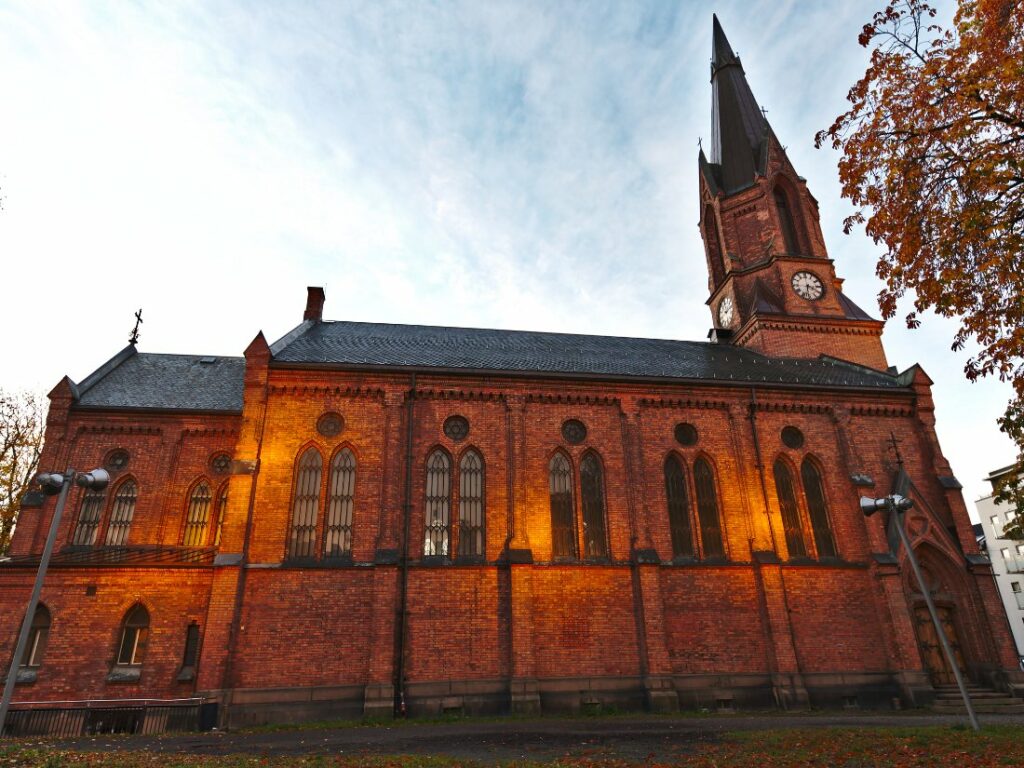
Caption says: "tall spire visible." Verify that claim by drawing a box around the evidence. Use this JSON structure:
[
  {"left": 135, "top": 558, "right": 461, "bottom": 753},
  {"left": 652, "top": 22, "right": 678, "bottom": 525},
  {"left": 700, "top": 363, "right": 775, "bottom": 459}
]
[{"left": 708, "top": 15, "right": 769, "bottom": 194}]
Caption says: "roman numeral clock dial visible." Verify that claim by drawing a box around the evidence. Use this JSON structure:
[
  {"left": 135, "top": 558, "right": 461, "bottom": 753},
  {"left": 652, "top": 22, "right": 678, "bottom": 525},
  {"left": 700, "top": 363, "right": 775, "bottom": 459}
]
[
  {"left": 791, "top": 271, "right": 823, "bottom": 300},
  {"left": 718, "top": 296, "right": 734, "bottom": 327}
]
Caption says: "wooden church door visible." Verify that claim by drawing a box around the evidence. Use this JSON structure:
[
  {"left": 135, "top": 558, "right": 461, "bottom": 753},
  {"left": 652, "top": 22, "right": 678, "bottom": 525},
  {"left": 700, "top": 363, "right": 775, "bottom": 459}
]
[{"left": 913, "top": 604, "right": 967, "bottom": 686}]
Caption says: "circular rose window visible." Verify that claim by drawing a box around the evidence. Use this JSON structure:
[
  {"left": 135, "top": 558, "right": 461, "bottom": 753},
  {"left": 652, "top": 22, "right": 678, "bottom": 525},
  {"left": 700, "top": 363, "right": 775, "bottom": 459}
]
[
  {"left": 210, "top": 453, "right": 231, "bottom": 474},
  {"left": 781, "top": 426, "right": 805, "bottom": 449},
  {"left": 104, "top": 449, "right": 130, "bottom": 472},
  {"left": 317, "top": 412, "right": 345, "bottom": 438},
  {"left": 561, "top": 419, "right": 587, "bottom": 445},
  {"left": 674, "top": 423, "right": 698, "bottom": 447},
  {"left": 443, "top": 415, "right": 470, "bottom": 442}
]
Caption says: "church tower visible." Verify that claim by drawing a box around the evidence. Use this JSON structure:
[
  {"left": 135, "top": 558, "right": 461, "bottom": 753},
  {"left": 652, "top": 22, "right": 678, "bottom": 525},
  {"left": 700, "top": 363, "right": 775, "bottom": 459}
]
[{"left": 698, "top": 16, "right": 888, "bottom": 371}]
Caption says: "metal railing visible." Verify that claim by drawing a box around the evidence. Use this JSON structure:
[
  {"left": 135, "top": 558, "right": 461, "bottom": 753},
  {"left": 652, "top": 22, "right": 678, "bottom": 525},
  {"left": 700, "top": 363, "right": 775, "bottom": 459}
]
[{"left": 2, "top": 697, "right": 204, "bottom": 737}]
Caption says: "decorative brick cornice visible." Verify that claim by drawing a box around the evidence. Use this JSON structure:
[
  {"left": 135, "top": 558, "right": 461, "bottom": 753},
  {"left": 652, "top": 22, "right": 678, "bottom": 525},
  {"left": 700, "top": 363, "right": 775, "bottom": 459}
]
[
  {"left": 410, "top": 389, "right": 504, "bottom": 402},
  {"left": 267, "top": 385, "right": 385, "bottom": 400},
  {"left": 525, "top": 393, "right": 621, "bottom": 406},
  {"left": 76, "top": 425, "right": 162, "bottom": 436},
  {"left": 636, "top": 397, "right": 730, "bottom": 410}
]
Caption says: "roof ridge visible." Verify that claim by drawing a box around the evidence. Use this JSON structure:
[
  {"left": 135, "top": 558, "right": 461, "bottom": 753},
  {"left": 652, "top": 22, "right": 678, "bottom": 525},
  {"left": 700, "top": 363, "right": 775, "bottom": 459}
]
[
  {"left": 316, "top": 318, "right": 719, "bottom": 347},
  {"left": 76, "top": 344, "right": 138, "bottom": 398}
]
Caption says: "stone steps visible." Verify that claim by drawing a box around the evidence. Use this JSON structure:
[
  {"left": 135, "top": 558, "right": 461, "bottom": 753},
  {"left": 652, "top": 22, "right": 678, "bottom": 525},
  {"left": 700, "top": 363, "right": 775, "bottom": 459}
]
[{"left": 931, "top": 686, "right": 1024, "bottom": 714}]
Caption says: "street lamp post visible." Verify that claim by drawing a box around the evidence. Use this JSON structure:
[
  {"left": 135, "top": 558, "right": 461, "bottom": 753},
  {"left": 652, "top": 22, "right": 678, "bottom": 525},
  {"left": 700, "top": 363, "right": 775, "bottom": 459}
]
[
  {"left": 860, "top": 493, "right": 980, "bottom": 731},
  {"left": 0, "top": 468, "right": 109, "bottom": 737}
]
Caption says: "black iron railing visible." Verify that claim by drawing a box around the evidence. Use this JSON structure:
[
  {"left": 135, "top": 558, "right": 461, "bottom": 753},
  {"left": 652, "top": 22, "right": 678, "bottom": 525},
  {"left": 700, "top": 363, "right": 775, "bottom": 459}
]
[{"left": 2, "top": 698, "right": 205, "bottom": 737}]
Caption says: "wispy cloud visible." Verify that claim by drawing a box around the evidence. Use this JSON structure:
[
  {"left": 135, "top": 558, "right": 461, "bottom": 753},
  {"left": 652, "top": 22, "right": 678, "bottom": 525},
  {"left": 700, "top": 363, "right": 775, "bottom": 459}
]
[{"left": 0, "top": 0, "right": 1009, "bottom": 505}]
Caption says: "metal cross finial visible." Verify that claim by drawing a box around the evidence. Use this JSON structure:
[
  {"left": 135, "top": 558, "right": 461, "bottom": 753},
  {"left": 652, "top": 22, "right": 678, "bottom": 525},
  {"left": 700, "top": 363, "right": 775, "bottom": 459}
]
[
  {"left": 887, "top": 431, "right": 904, "bottom": 468},
  {"left": 697, "top": 137, "right": 703, "bottom": 150},
  {"left": 129, "top": 308, "right": 143, "bottom": 346},
  {"left": 760, "top": 105, "right": 769, "bottom": 118}
]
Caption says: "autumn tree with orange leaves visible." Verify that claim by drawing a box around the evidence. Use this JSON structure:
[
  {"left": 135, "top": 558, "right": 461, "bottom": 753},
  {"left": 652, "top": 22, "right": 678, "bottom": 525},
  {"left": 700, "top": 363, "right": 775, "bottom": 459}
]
[{"left": 817, "top": 0, "right": 1024, "bottom": 528}]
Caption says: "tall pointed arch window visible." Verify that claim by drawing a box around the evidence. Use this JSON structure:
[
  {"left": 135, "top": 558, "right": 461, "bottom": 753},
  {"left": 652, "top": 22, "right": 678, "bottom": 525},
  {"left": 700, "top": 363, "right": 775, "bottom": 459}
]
[
  {"left": 580, "top": 452, "right": 609, "bottom": 558},
  {"left": 801, "top": 458, "right": 836, "bottom": 558},
  {"left": 183, "top": 482, "right": 213, "bottom": 547},
  {"left": 703, "top": 205, "right": 726, "bottom": 287},
  {"left": 325, "top": 448, "right": 356, "bottom": 558},
  {"left": 287, "top": 448, "right": 322, "bottom": 559},
  {"left": 424, "top": 449, "right": 451, "bottom": 556},
  {"left": 117, "top": 604, "right": 150, "bottom": 666},
  {"left": 664, "top": 455, "right": 694, "bottom": 558},
  {"left": 458, "top": 450, "right": 485, "bottom": 558},
  {"left": 773, "top": 460, "right": 806, "bottom": 558},
  {"left": 72, "top": 487, "right": 105, "bottom": 546},
  {"left": 693, "top": 458, "right": 725, "bottom": 558},
  {"left": 104, "top": 480, "right": 137, "bottom": 546},
  {"left": 549, "top": 453, "right": 576, "bottom": 559},
  {"left": 774, "top": 187, "right": 801, "bottom": 255},
  {"left": 20, "top": 604, "right": 50, "bottom": 668}
]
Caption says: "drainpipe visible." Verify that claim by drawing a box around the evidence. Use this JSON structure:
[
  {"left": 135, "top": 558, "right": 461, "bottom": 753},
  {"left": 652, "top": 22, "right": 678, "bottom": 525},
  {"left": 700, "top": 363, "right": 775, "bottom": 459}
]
[
  {"left": 394, "top": 373, "right": 417, "bottom": 716},
  {"left": 219, "top": 378, "right": 269, "bottom": 724}
]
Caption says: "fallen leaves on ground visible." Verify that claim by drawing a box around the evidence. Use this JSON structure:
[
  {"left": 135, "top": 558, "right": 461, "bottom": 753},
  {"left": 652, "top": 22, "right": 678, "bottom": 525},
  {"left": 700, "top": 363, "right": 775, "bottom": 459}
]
[{"left": 2, "top": 725, "right": 1023, "bottom": 767}]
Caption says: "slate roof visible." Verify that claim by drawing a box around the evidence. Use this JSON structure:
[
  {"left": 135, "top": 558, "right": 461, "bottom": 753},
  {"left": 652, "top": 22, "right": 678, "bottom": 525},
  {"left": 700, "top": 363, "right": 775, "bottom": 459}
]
[
  {"left": 706, "top": 15, "right": 770, "bottom": 194},
  {"left": 272, "top": 320, "right": 901, "bottom": 389},
  {"left": 76, "top": 350, "right": 245, "bottom": 412}
]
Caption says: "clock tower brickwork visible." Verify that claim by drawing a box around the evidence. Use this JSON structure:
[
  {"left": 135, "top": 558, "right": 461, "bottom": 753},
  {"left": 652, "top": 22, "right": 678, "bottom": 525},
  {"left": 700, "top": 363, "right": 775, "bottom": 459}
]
[{"left": 699, "top": 17, "right": 888, "bottom": 371}]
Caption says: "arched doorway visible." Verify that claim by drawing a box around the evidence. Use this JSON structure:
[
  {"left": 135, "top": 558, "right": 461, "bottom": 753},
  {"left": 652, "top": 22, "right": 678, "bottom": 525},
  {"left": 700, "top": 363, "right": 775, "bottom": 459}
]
[{"left": 905, "top": 547, "right": 972, "bottom": 686}]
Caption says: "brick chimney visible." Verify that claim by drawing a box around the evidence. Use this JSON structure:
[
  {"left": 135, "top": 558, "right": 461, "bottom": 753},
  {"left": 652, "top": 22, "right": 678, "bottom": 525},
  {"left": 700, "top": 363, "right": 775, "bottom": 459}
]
[{"left": 304, "top": 286, "right": 326, "bottom": 322}]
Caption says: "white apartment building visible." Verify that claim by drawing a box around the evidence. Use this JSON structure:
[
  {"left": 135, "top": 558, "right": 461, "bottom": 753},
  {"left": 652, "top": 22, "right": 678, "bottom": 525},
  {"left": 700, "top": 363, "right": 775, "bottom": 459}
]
[{"left": 976, "top": 464, "right": 1024, "bottom": 664}]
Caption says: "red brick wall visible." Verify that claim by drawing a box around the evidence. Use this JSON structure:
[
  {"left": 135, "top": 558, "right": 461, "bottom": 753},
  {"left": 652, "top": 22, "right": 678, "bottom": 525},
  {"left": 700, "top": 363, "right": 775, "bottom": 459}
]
[
  {"left": 661, "top": 568, "right": 768, "bottom": 674},
  {"left": 2, "top": 362, "right": 1018, "bottom": 712},
  {"left": 0, "top": 568, "right": 213, "bottom": 703}
]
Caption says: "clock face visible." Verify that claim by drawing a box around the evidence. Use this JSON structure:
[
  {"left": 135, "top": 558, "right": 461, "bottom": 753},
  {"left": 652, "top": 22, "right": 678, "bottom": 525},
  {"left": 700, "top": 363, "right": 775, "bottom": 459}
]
[
  {"left": 791, "top": 271, "right": 824, "bottom": 300},
  {"left": 718, "top": 296, "right": 734, "bottom": 327}
]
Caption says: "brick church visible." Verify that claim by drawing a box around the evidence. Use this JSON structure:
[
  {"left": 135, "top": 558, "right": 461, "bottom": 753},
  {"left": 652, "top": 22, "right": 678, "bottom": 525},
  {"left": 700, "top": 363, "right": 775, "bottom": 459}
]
[{"left": 3, "top": 18, "right": 1020, "bottom": 727}]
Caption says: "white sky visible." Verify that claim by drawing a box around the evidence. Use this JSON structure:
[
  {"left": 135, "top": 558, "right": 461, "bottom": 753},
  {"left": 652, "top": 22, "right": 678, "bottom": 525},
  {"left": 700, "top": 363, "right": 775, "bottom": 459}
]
[{"left": 0, "top": 0, "right": 1013, "bottom": 513}]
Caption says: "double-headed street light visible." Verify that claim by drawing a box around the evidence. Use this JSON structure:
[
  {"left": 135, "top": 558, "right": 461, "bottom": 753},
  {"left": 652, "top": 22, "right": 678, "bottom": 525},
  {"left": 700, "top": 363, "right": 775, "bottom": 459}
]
[
  {"left": 860, "top": 492, "right": 980, "bottom": 731},
  {"left": 0, "top": 468, "right": 109, "bottom": 736}
]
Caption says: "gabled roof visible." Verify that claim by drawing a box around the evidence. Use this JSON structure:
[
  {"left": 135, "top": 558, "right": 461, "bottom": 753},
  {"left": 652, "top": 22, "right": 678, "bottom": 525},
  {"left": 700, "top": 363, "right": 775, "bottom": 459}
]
[
  {"left": 76, "top": 348, "right": 245, "bottom": 412},
  {"left": 272, "top": 319, "right": 901, "bottom": 389}
]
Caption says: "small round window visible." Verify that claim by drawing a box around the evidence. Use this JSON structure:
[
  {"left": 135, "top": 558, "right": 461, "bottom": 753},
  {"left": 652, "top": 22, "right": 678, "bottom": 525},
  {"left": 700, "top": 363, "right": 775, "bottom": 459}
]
[
  {"left": 443, "top": 415, "right": 470, "bottom": 442},
  {"left": 561, "top": 419, "right": 587, "bottom": 445},
  {"left": 317, "top": 412, "right": 345, "bottom": 438},
  {"left": 210, "top": 453, "right": 231, "bottom": 474},
  {"left": 674, "top": 423, "right": 698, "bottom": 447},
  {"left": 781, "top": 426, "right": 805, "bottom": 449},
  {"left": 104, "top": 449, "right": 130, "bottom": 472}
]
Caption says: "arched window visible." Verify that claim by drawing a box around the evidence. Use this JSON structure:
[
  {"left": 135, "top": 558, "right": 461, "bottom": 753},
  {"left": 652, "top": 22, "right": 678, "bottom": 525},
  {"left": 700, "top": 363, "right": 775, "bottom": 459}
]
[
  {"left": 72, "top": 487, "right": 105, "bottom": 546},
  {"left": 458, "top": 450, "right": 485, "bottom": 558},
  {"left": 774, "top": 187, "right": 801, "bottom": 255},
  {"left": 664, "top": 455, "right": 694, "bottom": 558},
  {"left": 773, "top": 460, "right": 806, "bottom": 558},
  {"left": 580, "top": 452, "right": 609, "bottom": 558},
  {"left": 325, "top": 448, "right": 356, "bottom": 558},
  {"left": 693, "top": 458, "right": 725, "bottom": 558},
  {"left": 182, "top": 482, "right": 213, "bottom": 547},
  {"left": 213, "top": 484, "right": 228, "bottom": 547},
  {"left": 801, "top": 458, "right": 836, "bottom": 558},
  {"left": 287, "top": 448, "right": 322, "bottom": 559},
  {"left": 549, "top": 453, "right": 576, "bottom": 559},
  {"left": 20, "top": 604, "right": 50, "bottom": 668},
  {"left": 424, "top": 449, "right": 451, "bottom": 556},
  {"left": 704, "top": 205, "right": 726, "bottom": 286},
  {"left": 117, "top": 604, "right": 150, "bottom": 666},
  {"left": 104, "top": 480, "right": 137, "bottom": 546}
]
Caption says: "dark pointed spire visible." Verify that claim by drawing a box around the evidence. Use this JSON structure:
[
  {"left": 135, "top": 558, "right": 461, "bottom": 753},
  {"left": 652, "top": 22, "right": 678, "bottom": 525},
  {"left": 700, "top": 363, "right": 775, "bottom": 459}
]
[
  {"left": 708, "top": 15, "right": 770, "bottom": 194},
  {"left": 711, "top": 14, "right": 738, "bottom": 72}
]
